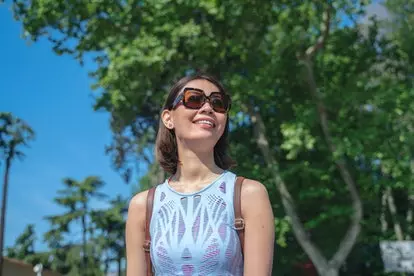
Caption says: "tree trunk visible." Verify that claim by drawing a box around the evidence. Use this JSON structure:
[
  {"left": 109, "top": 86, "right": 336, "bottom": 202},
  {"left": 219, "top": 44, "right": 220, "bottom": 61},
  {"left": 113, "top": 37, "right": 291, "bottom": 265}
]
[
  {"left": 300, "top": 56, "right": 363, "bottom": 270},
  {"left": 298, "top": 3, "right": 362, "bottom": 271},
  {"left": 118, "top": 256, "right": 122, "bottom": 276},
  {"left": 406, "top": 195, "right": 414, "bottom": 240},
  {"left": 81, "top": 202, "right": 88, "bottom": 276},
  {"left": 323, "top": 268, "right": 339, "bottom": 276},
  {"left": 381, "top": 191, "right": 388, "bottom": 233},
  {"left": 247, "top": 5, "right": 362, "bottom": 275},
  {"left": 386, "top": 188, "right": 404, "bottom": 240},
  {"left": 406, "top": 208, "right": 412, "bottom": 240},
  {"left": 89, "top": 220, "right": 96, "bottom": 266},
  {"left": 104, "top": 254, "right": 109, "bottom": 275},
  {"left": 0, "top": 151, "right": 13, "bottom": 276},
  {"left": 249, "top": 107, "right": 334, "bottom": 275}
]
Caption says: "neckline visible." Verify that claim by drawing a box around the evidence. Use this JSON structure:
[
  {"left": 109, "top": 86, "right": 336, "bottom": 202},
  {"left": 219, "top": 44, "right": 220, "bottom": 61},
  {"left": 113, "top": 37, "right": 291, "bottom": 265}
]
[{"left": 165, "top": 171, "right": 228, "bottom": 196}]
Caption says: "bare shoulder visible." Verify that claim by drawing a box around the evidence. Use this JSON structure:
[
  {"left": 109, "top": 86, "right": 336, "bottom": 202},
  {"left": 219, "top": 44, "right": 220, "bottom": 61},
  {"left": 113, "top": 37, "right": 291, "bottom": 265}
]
[
  {"left": 240, "top": 178, "right": 270, "bottom": 199},
  {"left": 129, "top": 189, "right": 150, "bottom": 211},
  {"left": 239, "top": 178, "right": 272, "bottom": 216},
  {"left": 127, "top": 189, "right": 152, "bottom": 229}
]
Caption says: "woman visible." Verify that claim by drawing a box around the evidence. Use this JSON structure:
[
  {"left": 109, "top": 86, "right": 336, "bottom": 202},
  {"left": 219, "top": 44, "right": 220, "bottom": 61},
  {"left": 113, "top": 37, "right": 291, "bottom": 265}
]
[{"left": 126, "top": 74, "right": 275, "bottom": 275}]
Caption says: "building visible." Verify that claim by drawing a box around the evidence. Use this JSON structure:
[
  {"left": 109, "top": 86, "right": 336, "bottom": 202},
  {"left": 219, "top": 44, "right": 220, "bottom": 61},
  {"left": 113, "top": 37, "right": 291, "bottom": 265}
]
[{"left": 2, "top": 257, "right": 61, "bottom": 276}]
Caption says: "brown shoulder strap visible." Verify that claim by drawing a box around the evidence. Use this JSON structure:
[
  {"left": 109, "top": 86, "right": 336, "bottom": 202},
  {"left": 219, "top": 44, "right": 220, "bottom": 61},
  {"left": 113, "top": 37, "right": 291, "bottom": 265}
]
[
  {"left": 143, "top": 187, "right": 156, "bottom": 276},
  {"left": 234, "top": 176, "right": 245, "bottom": 254}
]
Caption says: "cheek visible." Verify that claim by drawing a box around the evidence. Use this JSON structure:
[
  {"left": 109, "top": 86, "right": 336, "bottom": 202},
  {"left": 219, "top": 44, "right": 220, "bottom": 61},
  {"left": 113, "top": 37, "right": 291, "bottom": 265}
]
[
  {"left": 171, "top": 109, "right": 194, "bottom": 127},
  {"left": 217, "top": 115, "right": 228, "bottom": 131}
]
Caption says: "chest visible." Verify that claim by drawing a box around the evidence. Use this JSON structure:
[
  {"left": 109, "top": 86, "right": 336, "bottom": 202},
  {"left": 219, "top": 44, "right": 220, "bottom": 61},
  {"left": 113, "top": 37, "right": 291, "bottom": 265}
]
[{"left": 149, "top": 190, "right": 243, "bottom": 275}]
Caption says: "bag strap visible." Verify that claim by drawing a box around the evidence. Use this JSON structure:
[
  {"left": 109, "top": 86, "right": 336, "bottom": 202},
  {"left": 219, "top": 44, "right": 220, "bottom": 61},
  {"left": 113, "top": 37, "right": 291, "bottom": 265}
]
[
  {"left": 143, "top": 187, "right": 156, "bottom": 276},
  {"left": 234, "top": 176, "right": 245, "bottom": 253}
]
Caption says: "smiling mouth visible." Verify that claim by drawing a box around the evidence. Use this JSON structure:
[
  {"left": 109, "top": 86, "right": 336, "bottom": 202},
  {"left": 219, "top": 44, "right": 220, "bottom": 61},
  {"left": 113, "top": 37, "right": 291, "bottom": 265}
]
[{"left": 194, "top": 120, "right": 216, "bottom": 128}]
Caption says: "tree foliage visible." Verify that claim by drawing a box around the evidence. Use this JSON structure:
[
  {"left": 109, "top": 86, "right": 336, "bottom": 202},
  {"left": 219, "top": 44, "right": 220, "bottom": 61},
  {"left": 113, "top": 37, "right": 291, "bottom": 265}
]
[
  {"left": 90, "top": 195, "right": 128, "bottom": 275},
  {"left": 6, "top": 0, "right": 414, "bottom": 275},
  {"left": 6, "top": 224, "right": 36, "bottom": 261},
  {"left": 43, "top": 176, "right": 107, "bottom": 276}
]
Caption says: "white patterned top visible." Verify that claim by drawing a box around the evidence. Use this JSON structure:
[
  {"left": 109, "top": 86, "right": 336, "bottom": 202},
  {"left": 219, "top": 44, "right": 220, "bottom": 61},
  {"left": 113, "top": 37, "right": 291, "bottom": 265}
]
[{"left": 149, "top": 171, "right": 244, "bottom": 276}]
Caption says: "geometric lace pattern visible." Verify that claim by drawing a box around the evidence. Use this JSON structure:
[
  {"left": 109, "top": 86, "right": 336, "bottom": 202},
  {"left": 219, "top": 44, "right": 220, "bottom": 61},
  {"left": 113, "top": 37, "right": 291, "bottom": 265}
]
[{"left": 149, "top": 171, "right": 244, "bottom": 275}]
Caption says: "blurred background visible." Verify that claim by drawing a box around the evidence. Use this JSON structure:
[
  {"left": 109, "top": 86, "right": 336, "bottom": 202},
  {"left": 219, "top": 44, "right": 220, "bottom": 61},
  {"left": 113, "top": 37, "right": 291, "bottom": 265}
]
[{"left": 1, "top": 0, "right": 413, "bottom": 275}]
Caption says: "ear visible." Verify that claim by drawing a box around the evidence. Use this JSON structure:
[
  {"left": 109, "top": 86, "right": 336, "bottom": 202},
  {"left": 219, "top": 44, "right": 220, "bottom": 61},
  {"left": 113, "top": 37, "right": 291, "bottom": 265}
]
[{"left": 161, "top": 109, "right": 174, "bottom": 129}]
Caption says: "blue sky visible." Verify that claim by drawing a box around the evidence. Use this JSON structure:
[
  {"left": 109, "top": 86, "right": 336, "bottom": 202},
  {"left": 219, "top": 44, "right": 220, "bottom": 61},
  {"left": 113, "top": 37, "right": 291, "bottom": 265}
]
[{"left": 0, "top": 5, "right": 142, "bottom": 251}]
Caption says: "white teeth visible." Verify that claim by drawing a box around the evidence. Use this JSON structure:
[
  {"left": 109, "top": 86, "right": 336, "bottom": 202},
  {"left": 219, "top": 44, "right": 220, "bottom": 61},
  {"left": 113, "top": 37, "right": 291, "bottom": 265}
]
[{"left": 196, "top": 120, "right": 214, "bottom": 126}]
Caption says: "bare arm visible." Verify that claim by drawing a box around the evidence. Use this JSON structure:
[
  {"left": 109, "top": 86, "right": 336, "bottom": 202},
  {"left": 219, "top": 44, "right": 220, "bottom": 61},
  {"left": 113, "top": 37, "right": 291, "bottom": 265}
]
[
  {"left": 125, "top": 190, "right": 149, "bottom": 276},
  {"left": 241, "top": 179, "right": 275, "bottom": 275}
]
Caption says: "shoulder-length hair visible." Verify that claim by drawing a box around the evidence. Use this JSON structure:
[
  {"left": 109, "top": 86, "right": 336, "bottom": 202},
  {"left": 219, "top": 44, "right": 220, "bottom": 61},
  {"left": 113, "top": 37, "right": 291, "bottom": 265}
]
[{"left": 155, "top": 73, "right": 235, "bottom": 175}]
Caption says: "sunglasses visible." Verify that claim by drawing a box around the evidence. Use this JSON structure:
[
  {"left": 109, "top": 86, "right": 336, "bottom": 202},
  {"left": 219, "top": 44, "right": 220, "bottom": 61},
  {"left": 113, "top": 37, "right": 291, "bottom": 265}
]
[{"left": 170, "top": 87, "right": 231, "bottom": 113}]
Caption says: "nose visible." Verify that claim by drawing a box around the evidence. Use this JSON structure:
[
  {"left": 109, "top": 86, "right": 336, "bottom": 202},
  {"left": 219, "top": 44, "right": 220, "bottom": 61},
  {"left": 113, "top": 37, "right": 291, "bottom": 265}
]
[{"left": 198, "top": 99, "right": 214, "bottom": 114}]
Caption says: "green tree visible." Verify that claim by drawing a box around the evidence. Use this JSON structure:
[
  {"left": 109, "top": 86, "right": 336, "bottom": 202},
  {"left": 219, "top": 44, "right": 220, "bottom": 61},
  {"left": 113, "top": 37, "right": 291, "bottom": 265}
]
[
  {"left": 6, "top": 224, "right": 36, "bottom": 261},
  {"left": 6, "top": 224, "right": 52, "bottom": 269},
  {"left": 91, "top": 195, "right": 128, "bottom": 276},
  {"left": 9, "top": 0, "right": 414, "bottom": 275},
  {"left": 43, "top": 226, "right": 75, "bottom": 275},
  {"left": 44, "top": 176, "right": 106, "bottom": 276},
  {"left": 0, "top": 112, "right": 34, "bottom": 275}
]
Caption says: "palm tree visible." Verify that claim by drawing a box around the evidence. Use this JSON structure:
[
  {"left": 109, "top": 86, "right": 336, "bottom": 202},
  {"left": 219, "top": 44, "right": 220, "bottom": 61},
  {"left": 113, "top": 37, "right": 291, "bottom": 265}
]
[
  {"left": 0, "top": 112, "right": 34, "bottom": 276},
  {"left": 45, "top": 176, "right": 106, "bottom": 276}
]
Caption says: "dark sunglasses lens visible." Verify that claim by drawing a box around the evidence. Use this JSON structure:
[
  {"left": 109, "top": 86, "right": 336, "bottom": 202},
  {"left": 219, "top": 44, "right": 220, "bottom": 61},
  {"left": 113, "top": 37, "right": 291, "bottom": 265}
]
[
  {"left": 183, "top": 90, "right": 229, "bottom": 113},
  {"left": 183, "top": 90, "right": 204, "bottom": 109},
  {"left": 210, "top": 94, "right": 227, "bottom": 113}
]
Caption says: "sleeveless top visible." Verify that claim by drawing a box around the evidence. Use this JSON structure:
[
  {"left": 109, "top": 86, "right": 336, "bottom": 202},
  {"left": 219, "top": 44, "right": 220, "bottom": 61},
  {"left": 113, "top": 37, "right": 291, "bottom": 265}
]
[{"left": 149, "top": 171, "right": 244, "bottom": 276}]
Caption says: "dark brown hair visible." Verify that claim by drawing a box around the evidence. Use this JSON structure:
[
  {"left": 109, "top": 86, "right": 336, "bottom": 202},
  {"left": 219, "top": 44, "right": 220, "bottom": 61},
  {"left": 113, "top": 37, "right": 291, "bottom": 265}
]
[{"left": 155, "top": 73, "right": 235, "bottom": 175}]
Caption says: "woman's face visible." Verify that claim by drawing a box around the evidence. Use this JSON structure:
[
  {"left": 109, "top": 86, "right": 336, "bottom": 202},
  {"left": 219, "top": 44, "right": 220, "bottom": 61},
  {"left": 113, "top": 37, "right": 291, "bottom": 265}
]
[{"left": 162, "top": 79, "right": 228, "bottom": 152}]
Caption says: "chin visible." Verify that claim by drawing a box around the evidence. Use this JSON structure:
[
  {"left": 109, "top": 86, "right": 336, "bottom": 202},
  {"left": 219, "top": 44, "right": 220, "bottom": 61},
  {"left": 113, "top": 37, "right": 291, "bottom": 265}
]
[
  {"left": 191, "top": 134, "right": 219, "bottom": 143},
  {"left": 183, "top": 134, "right": 220, "bottom": 150}
]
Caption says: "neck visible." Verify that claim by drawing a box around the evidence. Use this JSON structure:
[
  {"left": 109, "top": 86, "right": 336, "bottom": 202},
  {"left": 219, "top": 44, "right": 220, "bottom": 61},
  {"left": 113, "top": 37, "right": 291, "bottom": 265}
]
[{"left": 173, "top": 145, "right": 224, "bottom": 185}]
